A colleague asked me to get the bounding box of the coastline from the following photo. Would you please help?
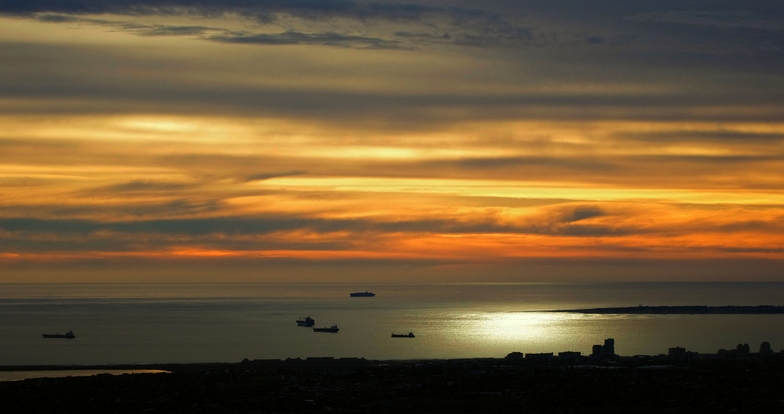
[2,343,781,374]
[3,355,784,413]
[544,305,784,314]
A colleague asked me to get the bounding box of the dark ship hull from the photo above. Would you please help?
[43,331,75,339]
[313,325,339,333]
[391,333,415,338]
[349,291,375,297]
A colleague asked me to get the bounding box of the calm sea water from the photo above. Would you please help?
[1,283,783,365]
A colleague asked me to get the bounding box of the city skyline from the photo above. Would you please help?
[1,1,784,282]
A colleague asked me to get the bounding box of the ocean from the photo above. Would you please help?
[1,283,783,366]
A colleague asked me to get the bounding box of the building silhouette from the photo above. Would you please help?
[669,346,686,359]
[558,351,581,359]
[525,352,554,360]
[737,343,750,357]
[759,342,772,356]
[604,338,615,356]
[504,352,523,362]
[591,338,616,359]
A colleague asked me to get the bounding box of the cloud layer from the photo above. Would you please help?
[2,1,784,281]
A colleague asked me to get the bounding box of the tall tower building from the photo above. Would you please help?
[604,338,615,357]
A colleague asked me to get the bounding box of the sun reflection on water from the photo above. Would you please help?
[468,312,584,342]
[419,311,612,357]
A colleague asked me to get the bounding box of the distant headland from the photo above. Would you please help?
[545,305,784,314]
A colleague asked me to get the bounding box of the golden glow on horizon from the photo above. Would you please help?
[3,111,784,267]
[2,6,784,282]
[260,177,784,205]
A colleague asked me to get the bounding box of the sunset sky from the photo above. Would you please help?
[1,1,783,282]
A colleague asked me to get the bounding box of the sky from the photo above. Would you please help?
[1,0,784,283]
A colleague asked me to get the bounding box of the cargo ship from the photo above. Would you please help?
[349,291,375,297]
[313,325,339,333]
[391,332,415,338]
[296,316,315,327]
[43,331,75,339]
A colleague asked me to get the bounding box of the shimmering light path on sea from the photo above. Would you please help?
[1,283,783,365]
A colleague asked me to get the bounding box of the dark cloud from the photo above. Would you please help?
[633,154,784,165]
[0,0,332,16]
[0,1,547,49]
[31,13,425,48]
[0,216,315,236]
[32,13,227,37]
[511,0,784,20]
[438,156,617,172]
[33,13,82,23]
[4,1,780,22]
[5,0,783,59]
[717,219,784,233]
[0,213,569,241]
[102,180,192,192]
[3,42,783,125]
[717,246,784,254]
[626,10,784,32]
[615,130,784,144]
[0,177,50,188]
[394,31,450,40]
[132,24,217,37]
[212,31,403,49]
[564,206,605,223]
[585,36,604,44]
[244,171,305,182]
[0,199,227,220]
[0,203,634,249]
[0,0,442,22]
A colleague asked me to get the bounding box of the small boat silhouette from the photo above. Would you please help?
[43,330,75,339]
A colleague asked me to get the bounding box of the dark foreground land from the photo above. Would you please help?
[3,356,784,413]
